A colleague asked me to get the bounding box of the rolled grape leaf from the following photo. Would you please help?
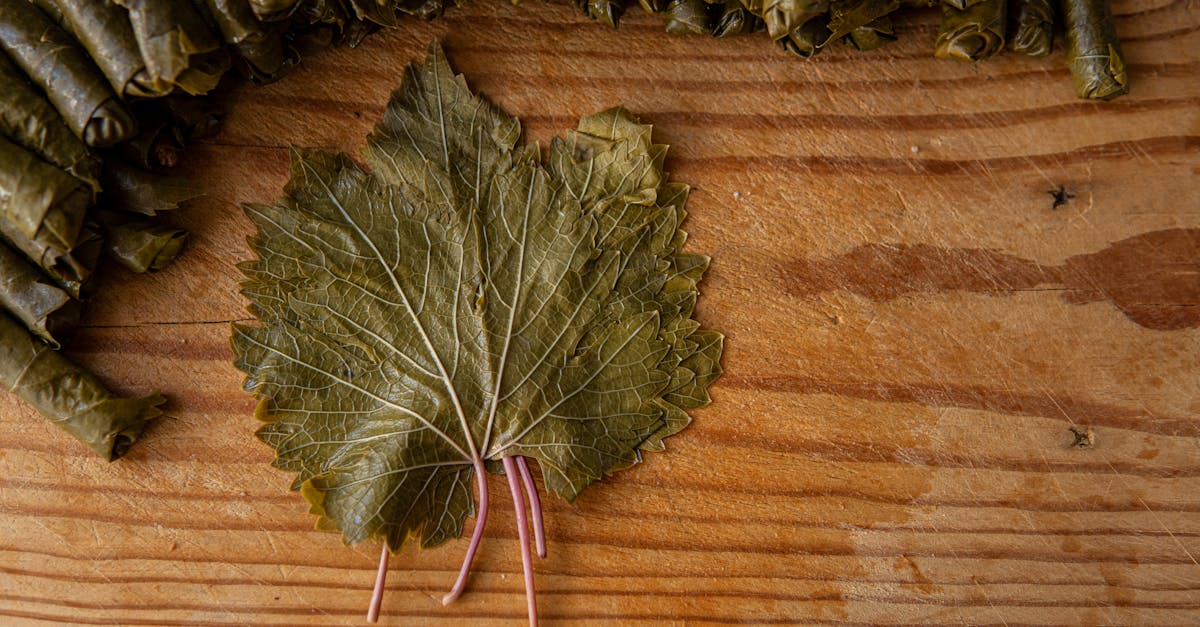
[0,219,100,300]
[404,0,451,20]
[1010,0,1054,56]
[200,0,290,81]
[27,0,65,21]
[96,210,188,273]
[935,0,1007,61]
[115,0,232,96]
[941,0,992,8]
[100,160,204,216]
[353,0,446,21]
[0,54,100,193]
[247,0,302,20]
[825,0,900,43]
[746,0,827,44]
[1060,0,1127,99]
[779,15,831,57]
[576,0,630,27]
[108,94,226,169]
[110,94,224,170]
[712,2,764,37]
[44,0,166,98]
[843,15,897,50]
[664,0,714,35]
[111,113,185,171]
[0,312,164,460]
[0,135,90,253]
[0,1,137,147]
[286,22,340,58]
[339,0,408,26]
[200,0,267,43]
[230,32,295,83]
[292,1,379,46]
[0,240,79,348]
[161,95,225,142]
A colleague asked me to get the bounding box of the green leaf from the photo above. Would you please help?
[232,42,722,558]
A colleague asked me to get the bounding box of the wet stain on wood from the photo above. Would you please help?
[782,229,1200,331]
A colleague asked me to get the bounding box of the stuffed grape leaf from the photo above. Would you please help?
[232,42,722,621]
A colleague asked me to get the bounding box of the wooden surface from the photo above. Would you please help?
[2,1,1199,624]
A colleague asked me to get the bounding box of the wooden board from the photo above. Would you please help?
[2,1,1198,624]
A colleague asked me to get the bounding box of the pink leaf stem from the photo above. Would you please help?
[504,456,539,626]
[442,458,490,605]
[366,542,390,623]
[515,456,546,559]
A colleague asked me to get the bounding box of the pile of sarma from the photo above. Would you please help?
[0,0,220,459]
[578,0,1127,100]
[206,0,1128,100]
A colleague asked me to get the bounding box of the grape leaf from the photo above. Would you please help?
[232,42,722,619]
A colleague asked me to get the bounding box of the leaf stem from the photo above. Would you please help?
[503,456,539,626]
[367,542,389,623]
[443,458,489,605]
[515,456,546,559]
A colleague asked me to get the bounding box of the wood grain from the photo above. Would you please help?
[2,0,1199,624]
